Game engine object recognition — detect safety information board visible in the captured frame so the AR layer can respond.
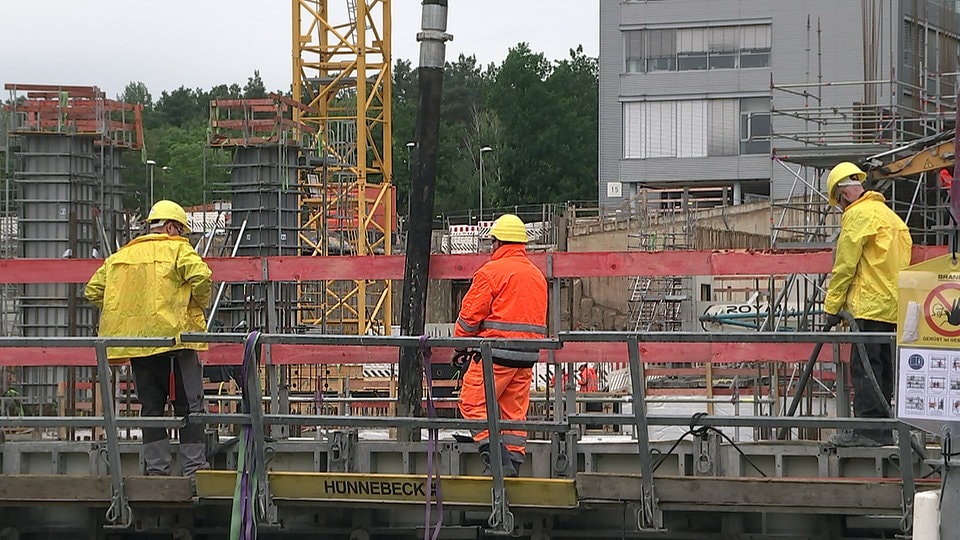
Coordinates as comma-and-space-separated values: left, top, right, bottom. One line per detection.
897, 347, 959, 419
897, 253, 960, 432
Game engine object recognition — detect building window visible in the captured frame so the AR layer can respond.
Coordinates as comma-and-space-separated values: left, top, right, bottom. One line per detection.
624, 97, 771, 159
624, 24, 771, 73
626, 28, 676, 72
739, 97, 771, 155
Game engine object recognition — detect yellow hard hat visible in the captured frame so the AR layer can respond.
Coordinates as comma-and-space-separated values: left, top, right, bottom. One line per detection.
147, 200, 191, 233
826, 162, 866, 207
488, 214, 528, 243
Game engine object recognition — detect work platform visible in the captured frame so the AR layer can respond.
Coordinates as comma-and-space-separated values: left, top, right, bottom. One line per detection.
0, 330, 935, 539
0, 436, 932, 539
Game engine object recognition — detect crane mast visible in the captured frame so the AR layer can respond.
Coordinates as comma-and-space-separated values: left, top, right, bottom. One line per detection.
292, 0, 394, 335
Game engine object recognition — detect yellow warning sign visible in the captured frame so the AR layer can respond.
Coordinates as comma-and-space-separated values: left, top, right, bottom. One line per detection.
898, 254, 960, 347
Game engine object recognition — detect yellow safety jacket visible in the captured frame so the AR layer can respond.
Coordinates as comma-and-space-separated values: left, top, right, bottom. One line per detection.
824, 191, 912, 324
85, 233, 211, 362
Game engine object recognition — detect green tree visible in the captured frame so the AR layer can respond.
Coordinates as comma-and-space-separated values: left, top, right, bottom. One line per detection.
243, 70, 268, 98
543, 46, 599, 203
118, 81, 153, 108
154, 86, 205, 128
391, 60, 418, 217
204, 83, 243, 102
485, 44, 598, 206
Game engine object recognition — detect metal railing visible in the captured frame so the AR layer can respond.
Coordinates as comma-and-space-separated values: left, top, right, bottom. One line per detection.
0, 330, 918, 535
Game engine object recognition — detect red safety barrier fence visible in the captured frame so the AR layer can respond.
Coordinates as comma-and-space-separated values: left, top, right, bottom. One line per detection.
0, 247, 945, 366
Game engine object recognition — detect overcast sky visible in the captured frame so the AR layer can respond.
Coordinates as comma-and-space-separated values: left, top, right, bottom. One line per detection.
1, 1, 599, 99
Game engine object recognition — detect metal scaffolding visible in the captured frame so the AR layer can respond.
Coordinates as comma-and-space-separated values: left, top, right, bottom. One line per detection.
771, 6, 960, 249
626, 188, 695, 333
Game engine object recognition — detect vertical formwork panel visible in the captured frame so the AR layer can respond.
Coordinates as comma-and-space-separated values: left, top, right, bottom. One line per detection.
217, 146, 300, 332
15, 134, 98, 405
229, 146, 300, 257
97, 147, 130, 253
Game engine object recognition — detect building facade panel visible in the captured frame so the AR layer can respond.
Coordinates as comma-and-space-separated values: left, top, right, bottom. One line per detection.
600, 0, 885, 209
620, 155, 770, 185
619, 68, 770, 97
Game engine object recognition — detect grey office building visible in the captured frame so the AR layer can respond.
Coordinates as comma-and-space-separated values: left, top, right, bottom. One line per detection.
599, 0, 960, 211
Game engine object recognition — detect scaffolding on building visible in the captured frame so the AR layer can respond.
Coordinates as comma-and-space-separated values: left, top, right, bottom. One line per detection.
626, 188, 694, 333
771, 8, 960, 250
766, 5, 959, 350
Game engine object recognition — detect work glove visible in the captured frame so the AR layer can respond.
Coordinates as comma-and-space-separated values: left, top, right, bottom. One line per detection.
824, 312, 842, 328
451, 348, 475, 370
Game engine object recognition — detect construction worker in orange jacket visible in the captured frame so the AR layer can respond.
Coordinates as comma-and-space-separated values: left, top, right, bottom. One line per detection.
85, 200, 211, 477
456, 214, 547, 477
577, 364, 599, 393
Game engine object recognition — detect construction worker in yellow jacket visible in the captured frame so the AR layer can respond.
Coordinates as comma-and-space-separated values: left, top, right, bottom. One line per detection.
823, 162, 912, 447
85, 200, 211, 476
456, 214, 548, 477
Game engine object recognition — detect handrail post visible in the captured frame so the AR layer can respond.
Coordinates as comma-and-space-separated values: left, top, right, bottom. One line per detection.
245, 337, 278, 525
627, 335, 662, 531
95, 342, 130, 529
480, 341, 514, 535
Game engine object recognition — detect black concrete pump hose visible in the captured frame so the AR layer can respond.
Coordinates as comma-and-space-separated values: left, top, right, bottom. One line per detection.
778, 312, 926, 458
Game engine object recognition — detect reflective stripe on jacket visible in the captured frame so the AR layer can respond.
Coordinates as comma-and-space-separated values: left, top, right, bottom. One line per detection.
455, 243, 548, 365
85, 233, 212, 361
824, 191, 912, 324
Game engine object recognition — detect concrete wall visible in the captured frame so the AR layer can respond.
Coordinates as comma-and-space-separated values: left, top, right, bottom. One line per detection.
565, 201, 774, 328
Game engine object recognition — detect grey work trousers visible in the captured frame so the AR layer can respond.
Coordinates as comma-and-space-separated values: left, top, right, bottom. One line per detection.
850, 319, 896, 442
130, 349, 208, 476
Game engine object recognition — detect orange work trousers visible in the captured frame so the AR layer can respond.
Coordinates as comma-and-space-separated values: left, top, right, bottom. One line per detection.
457, 359, 532, 455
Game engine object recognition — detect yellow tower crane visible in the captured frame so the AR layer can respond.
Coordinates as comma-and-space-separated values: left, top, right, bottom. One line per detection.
292, 0, 394, 336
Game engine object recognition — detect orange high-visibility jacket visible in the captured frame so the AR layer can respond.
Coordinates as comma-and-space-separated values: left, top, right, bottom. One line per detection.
455, 243, 547, 365
578, 367, 599, 392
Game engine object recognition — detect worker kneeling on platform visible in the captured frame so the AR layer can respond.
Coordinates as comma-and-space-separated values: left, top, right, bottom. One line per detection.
455, 214, 548, 477
85, 200, 212, 477
823, 163, 911, 447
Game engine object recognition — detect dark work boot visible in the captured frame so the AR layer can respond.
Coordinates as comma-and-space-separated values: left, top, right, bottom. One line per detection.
479, 443, 518, 477
508, 451, 525, 476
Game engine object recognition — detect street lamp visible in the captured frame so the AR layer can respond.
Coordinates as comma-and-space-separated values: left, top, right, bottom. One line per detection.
479, 146, 493, 222
160, 166, 171, 199
145, 160, 156, 208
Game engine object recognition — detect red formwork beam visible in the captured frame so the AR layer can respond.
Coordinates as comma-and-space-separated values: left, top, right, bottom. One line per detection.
4, 83, 106, 98
0, 246, 944, 366
208, 93, 316, 147
4, 83, 145, 150
0, 341, 849, 368
0, 246, 947, 284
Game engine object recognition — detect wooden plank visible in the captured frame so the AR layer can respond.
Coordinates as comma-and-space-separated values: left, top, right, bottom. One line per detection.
0, 475, 109, 503
0, 475, 193, 503
576, 473, 912, 514
125, 476, 193, 502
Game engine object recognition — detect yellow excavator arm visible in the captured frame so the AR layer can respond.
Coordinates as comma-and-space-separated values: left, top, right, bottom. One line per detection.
866, 139, 955, 181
